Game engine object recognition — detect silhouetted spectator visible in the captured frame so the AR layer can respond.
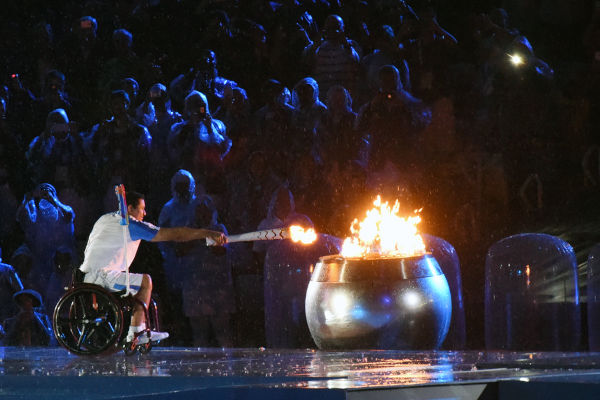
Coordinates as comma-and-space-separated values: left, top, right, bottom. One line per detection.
16, 183, 74, 306
119, 77, 140, 113
254, 79, 294, 154
199, 10, 235, 75
318, 84, 362, 166
26, 108, 87, 189
0, 97, 26, 230
136, 83, 183, 211
91, 90, 152, 193
304, 14, 361, 98
169, 50, 237, 113
2, 289, 55, 346
267, 12, 313, 87
181, 195, 233, 347
290, 77, 327, 158
29, 22, 58, 95
253, 185, 298, 259
99, 29, 143, 96
0, 248, 24, 324
216, 87, 254, 171
264, 214, 340, 348
361, 24, 411, 96
157, 169, 199, 345
58, 16, 106, 127
230, 19, 270, 98
402, 7, 458, 100
168, 91, 230, 195
158, 170, 199, 299
32, 70, 75, 135
355, 64, 431, 172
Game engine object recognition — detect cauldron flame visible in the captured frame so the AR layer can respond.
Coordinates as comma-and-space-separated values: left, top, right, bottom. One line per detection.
341, 195, 426, 258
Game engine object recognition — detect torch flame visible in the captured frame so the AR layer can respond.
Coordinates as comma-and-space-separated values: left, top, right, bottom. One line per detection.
341, 195, 426, 258
289, 225, 317, 244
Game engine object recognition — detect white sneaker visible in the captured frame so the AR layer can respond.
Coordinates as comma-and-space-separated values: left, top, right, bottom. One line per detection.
137, 330, 169, 344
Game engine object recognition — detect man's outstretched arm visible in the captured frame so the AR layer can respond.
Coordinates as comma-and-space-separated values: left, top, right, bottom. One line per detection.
151, 227, 226, 245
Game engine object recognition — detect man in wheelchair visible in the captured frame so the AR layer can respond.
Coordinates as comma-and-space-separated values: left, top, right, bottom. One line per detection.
79, 191, 227, 345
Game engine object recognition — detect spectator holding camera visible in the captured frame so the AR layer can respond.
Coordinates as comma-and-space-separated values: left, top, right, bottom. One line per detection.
168, 91, 230, 195
135, 83, 182, 148
16, 183, 75, 300
169, 50, 237, 113
26, 108, 86, 189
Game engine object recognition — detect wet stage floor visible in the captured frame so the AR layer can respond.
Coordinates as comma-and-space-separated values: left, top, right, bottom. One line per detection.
2, 347, 600, 399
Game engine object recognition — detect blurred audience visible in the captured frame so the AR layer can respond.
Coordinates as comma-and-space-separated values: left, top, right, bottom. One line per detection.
0, 0, 597, 350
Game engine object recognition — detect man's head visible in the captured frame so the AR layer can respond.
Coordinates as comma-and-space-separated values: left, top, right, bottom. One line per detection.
326, 85, 352, 111
193, 195, 217, 227
378, 65, 401, 94
110, 90, 130, 118
35, 182, 58, 201
294, 78, 318, 109
45, 108, 70, 139
44, 70, 66, 95
13, 289, 43, 311
197, 50, 218, 79
229, 87, 248, 113
171, 169, 195, 202
77, 16, 98, 42
184, 90, 209, 123
323, 15, 345, 43
148, 83, 168, 107
273, 187, 293, 221
112, 29, 133, 56
126, 191, 146, 221
262, 79, 284, 106
119, 77, 139, 105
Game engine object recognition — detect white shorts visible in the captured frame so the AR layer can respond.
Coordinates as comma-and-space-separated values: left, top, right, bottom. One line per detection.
83, 270, 144, 295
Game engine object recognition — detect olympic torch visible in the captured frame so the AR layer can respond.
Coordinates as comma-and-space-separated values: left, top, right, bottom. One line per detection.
206, 225, 317, 246
115, 184, 131, 295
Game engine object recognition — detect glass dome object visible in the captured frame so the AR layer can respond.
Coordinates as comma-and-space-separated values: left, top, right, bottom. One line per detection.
484, 233, 580, 350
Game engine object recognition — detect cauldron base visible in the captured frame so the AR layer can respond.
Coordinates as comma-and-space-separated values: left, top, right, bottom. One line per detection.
306, 254, 452, 350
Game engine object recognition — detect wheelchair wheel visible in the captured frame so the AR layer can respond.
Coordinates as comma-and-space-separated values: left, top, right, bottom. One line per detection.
53, 284, 125, 356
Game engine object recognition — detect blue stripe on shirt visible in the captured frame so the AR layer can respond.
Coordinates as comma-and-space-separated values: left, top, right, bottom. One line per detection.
128, 218, 160, 241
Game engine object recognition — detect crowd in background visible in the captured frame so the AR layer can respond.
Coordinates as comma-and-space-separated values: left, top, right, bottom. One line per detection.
0, 0, 599, 349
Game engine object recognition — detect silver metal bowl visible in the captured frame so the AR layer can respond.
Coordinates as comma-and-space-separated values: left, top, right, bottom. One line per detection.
305, 253, 452, 350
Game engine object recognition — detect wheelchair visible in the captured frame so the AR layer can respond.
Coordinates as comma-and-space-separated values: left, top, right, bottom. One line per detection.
52, 269, 161, 356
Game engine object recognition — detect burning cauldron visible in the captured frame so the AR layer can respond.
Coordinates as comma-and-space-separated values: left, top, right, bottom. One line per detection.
305, 253, 452, 350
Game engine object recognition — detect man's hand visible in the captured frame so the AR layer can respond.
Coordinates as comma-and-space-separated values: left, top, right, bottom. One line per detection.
207, 230, 227, 246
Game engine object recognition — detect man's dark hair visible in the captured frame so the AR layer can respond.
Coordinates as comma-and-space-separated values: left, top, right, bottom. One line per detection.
111, 89, 130, 105
126, 191, 145, 208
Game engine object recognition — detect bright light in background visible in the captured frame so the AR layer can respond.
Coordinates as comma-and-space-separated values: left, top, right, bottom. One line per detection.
509, 53, 524, 66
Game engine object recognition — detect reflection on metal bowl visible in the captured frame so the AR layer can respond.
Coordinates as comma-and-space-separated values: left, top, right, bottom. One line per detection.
305, 253, 452, 350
